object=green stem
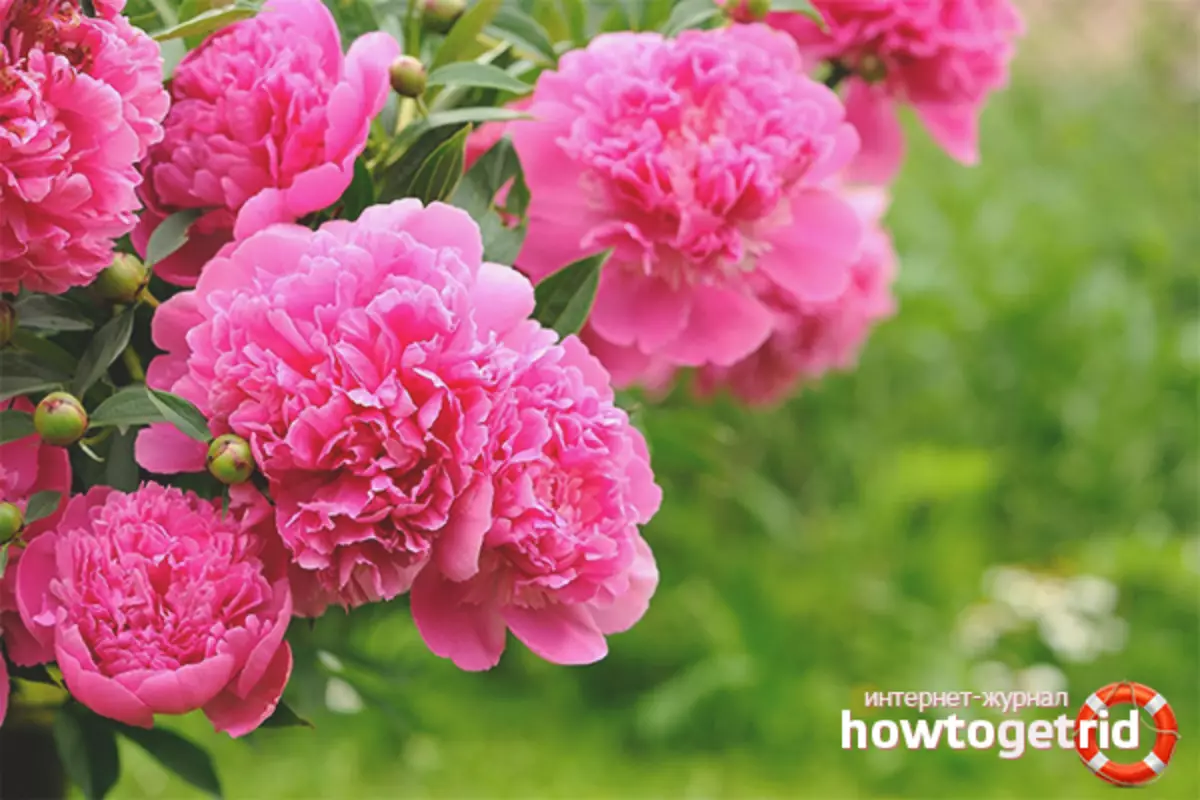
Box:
[122,346,146,382]
[404,0,421,57]
[140,289,162,309]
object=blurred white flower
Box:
[326,677,364,714]
[1017,664,1068,696]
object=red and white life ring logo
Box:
[1076,682,1180,786]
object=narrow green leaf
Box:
[452,135,523,218]
[12,294,94,332]
[432,0,504,70]
[0,352,67,401]
[409,125,471,204]
[559,0,587,45]
[0,379,62,403]
[641,0,676,31]
[72,308,136,397]
[771,0,824,26]
[0,409,35,445]
[377,124,467,202]
[145,208,204,267]
[0,544,8,581]
[54,704,120,800]
[337,158,376,222]
[148,389,212,443]
[88,385,163,431]
[114,725,223,799]
[426,62,532,95]
[258,701,315,729]
[532,249,611,337]
[661,0,722,36]
[398,106,531,153]
[152,0,260,42]
[104,430,141,492]
[481,214,528,264]
[11,329,79,376]
[24,491,63,526]
[485,7,558,64]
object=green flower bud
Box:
[33,392,89,447]
[422,0,465,34]
[389,55,428,99]
[0,300,14,349]
[93,254,150,304]
[0,502,23,545]
[207,433,255,485]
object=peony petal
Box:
[204,644,293,738]
[56,625,155,728]
[502,602,608,666]
[116,655,237,714]
[660,285,773,367]
[14,533,59,652]
[470,263,535,338]
[434,477,494,583]
[843,80,906,185]
[135,424,208,474]
[759,190,862,302]
[914,101,981,166]
[411,568,507,671]
[588,536,658,634]
[589,269,690,351]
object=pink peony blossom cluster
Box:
[696,187,898,404]
[0,398,71,727]
[133,0,399,286]
[768,0,1024,182]
[135,201,661,669]
[0,0,167,294]
[16,484,293,736]
[507,25,864,388]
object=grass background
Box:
[110,1,1199,797]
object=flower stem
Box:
[122,346,146,382]
[139,289,161,309]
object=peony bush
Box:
[0,0,1019,794]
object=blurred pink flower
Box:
[133,0,399,286]
[16,484,292,736]
[509,26,862,383]
[768,0,1023,182]
[696,186,898,404]
[136,201,538,615]
[0,398,71,726]
[412,324,660,670]
[0,0,167,294]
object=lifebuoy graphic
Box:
[1076,682,1179,786]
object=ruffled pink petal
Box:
[502,602,608,666]
[115,655,237,714]
[470,263,536,338]
[411,569,507,671]
[661,285,773,367]
[759,190,862,302]
[589,269,690,351]
[433,477,494,583]
[914,101,981,165]
[588,536,658,634]
[56,625,155,728]
[843,80,906,185]
[14,533,59,652]
[203,643,293,738]
[135,424,208,474]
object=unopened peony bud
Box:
[389,55,428,98]
[726,0,770,23]
[207,433,255,485]
[0,300,14,348]
[422,0,465,33]
[93,254,150,304]
[0,502,22,544]
[33,392,88,447]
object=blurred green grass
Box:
[113,7,1199,799]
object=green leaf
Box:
[148,389,212,443]
[12,294,94,332]
[452,136,523,218]
[481,214,527,264]
[771,0,823,26]
[54,703,120,800]
[0,351,67,401]
[432,0,504,70]
[661,0,722,36]
[337,158,376,222]
[485,7,558,64]
[0,409,35,445]
[24,490,62,526]
[559,0,587,45]
[72,308,136,397]
[399,106,531,152]
[152,0,260,42]
[641,0,676,31]
[11,329,79,376]
[426,62,532,95]
[408,125,472,205]
[532,249,611,337]
[145,208,204,267]
[104,429,141,492]
[88,385,163,431]
[114,725,223,799]
[0,544,8,580]
[6,662,60,686]
[258,701,315,729]
[378,124,468,202]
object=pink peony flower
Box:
[696,186,898,404]
[136,201,539,616]
[133,0,400,286]
[768,0,1023,182]
[412,324,661,670]
[0,0,168,294]
[508,25,863,385]
[0,398,71,726]
[16,483,292,736]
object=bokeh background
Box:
[113,0,1199,797]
